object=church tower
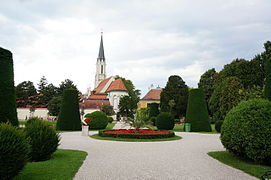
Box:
[95,32,106,88]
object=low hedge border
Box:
[98,129,175,139]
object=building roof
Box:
[142,89,162,101]
[93,77,111,93]
[81,100,110,109]
[106,79,128,92]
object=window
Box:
[101,65,103,74]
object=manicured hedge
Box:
[0,47,18,126]
[264,57,271,100]
[185,88,211,132]
[57,89,81,131]
[25,119,60,161]
[0,123,30,179]
[149,103,159,117]
[221,99,271,164]
[156,112,174,130]
[99,129,175,139]
[85,111,108,129]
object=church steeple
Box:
[95,32,106,88]
[97,32,105,61]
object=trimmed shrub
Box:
[25,120,60,161]
[25,116,41,127]
[99,130,175,139]
[85,111,108,129]
[264,57,271,100]
[186,89,211,132]
[0,123,30,179]
[0,47,18,126]
[149,103,159,117]
[149,116,157,126]
[107,116,114,123]
[221,99,271,163]
[215,120,223,132]
[156,112,174,130]
[57,89,81,131]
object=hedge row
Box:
[98,130,175,139]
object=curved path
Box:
[59,131,257,180]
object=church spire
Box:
[97,32,105,61]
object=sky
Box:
[1,0,271,97]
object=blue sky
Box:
[1,0,271,97]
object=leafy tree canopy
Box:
[58,79,78,95]
[198,68,217,103]
[101,105,115,116]
[160,75,189,118]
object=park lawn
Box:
[90,134,181,142]
[14,149,87,180]
[208,151,271,179]
[173,123,218,133]
[19,121,57,126]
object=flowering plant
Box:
[82,117,92,126]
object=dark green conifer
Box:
[186,88,211,132]
[0,47,18,126]
[57,89,81,130]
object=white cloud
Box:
[0,0,271,97]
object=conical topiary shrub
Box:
[0,47,18,126]
[57,89,81,130]
[185,88,211,132]
[264,57,271,100]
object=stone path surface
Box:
[59,128,257,180]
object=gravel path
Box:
[59,131,257,180]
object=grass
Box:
[14,149,87,180]
[90,134,182,142]
[173,123,219,134]
[88,122,116,131]
[208,151,271,179]
[19,121,57,126]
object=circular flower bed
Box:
[99,129,175,139]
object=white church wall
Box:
[108,91,128,112]
[17,108,49,121]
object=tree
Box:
[264,56,271,100]
[116,76,140,118]
[57,89,81,130]
[160,75,189,118]
[37,76,48,92]
[58,79,78,95]
[47,96,62,116]
[185,89,211,132]
[16,81,37,107]
[148,103,159,117]
[0,47,18,126]
[209,77,244,120]
[198,68,217,104]
[37,83,58,107]
[136,108,149,122]
[118,96,135,118]
[101,105,115,116]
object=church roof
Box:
[97,33,105,61]
[81,100,110,109]
[106,79,128,92]
[142,89,162,101]
[93,77,111,93]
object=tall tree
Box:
[0,47,18,126]
[264,56,271,100]
[58,79,78,95]
[209,77,244,120]
[116,76,140,118]
[37,76,48,92]
[198,68,217,104]
[16,81,37,107]
[160,75,189,118]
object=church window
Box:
[101,65,103,74]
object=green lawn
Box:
[19,121,57,126]
[14,149,87,180]
[173,123,218,133]
[208,151,271,179]
[90,134,182,142]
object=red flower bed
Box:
[104,130,170,134]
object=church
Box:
[81,33,128,114]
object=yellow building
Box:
[138,88,162,109]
